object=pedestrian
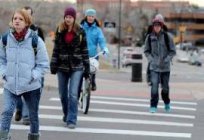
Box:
[50,6,90,129]
[0,9,49,140]
[14,6,46,126]
[144,14,176,113]
[189,48,202,66]
[145,19,169,86]
[80,8,109,91]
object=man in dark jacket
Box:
[144,14,176,113]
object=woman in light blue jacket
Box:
[0,9,49,140]
[81,8,109,91]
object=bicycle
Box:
[79,51,103,114]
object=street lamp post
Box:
[179,24,186,50]
[118,0,121,69]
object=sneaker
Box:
[149,107,157,113]
[62,116,66,123]
[22,117,30,125]
[67,124,76,129]
[164,104,171,112]
[14,110,22,121]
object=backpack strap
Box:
[2,32,9,48]
[30,31,38,56]
[147,34,152,53]
[164,32,170,51]
[1,30,38,56]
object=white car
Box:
[121,47,139,67]
[176,50,190,63]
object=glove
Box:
[102,48,109,58]
[50,64,58,75]
[103,47,109,55]
[84,73,90,79]
[50,68,57,75]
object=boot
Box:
[14,110,22,121]
[0,130,11,140]
[22,117,30,125]
[28,133,39,140]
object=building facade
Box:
[165,12,204,45]
[76,0,204,45]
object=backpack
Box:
[146,24,170,52]
[30,24,45,41]
[2,30,38,56]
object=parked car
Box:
[121,47,138,67]
[176,42,195,51]
[176,49,190,63]
[188,49,202,66]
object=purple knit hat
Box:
[64,7,76,19]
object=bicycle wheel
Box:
[82,78,91,114]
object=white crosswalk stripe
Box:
[11,124,191,138]
[50,97,197,111]
[0,91,197,139]
[90,96,198,106]
[46,95,196,138]
[39,105,195,119]
[38,114,193,127]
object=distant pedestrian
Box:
[144,14,176,113]
[14,6,46,126]
[80,8,109,91]
[0,9,49,140]
[189,48,202,66]
[50,6,90,129]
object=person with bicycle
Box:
[80,8,109,91]
[50,6,90,129]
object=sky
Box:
[65,0,204,7]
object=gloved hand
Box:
[102,47,109,58]
[103,47,109,55]
[50,68,57,75]
[84,73,90,80]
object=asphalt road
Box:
[0,88,201,140]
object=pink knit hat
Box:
[152,14,164,25]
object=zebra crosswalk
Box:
[0,89,197,139]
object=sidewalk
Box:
[43,70,204,102]
[0,70,203,101]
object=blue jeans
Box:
[150,71,170,107]
[57,70,83,125]
[0,88,41,133]
[16,77,44,119]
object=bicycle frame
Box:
[79,51,104,114]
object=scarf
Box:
[13,28,28,42]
